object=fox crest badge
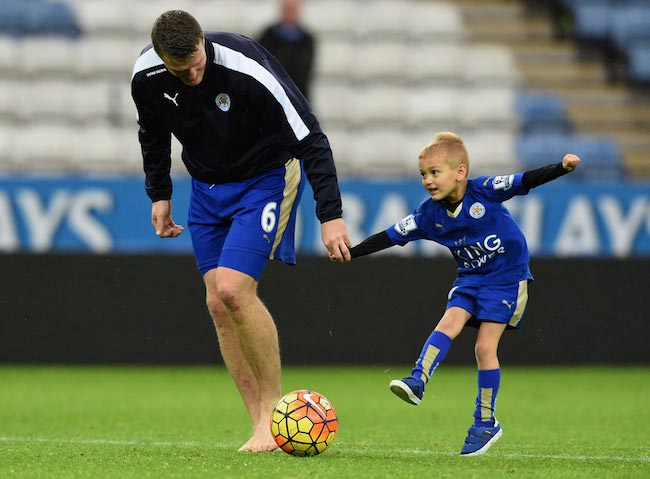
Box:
[215,93,231,112]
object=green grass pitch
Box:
[1,365,648,478]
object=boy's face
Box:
[162,40,207,86]
[419,150,466,202]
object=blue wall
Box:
[1,175,649,256]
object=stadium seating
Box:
[1,0,643,180]
[608,7,650,84]
[0,0,522,179]
[515,92,573,134]
[463,45,520,87]
[549,0,650,85]
[516,133,624,180]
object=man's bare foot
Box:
[237,436,278,452]
[238,425,278,452]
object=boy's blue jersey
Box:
[386,173,533,286]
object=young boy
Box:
[349,132,580,456]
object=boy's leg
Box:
[390,307,471,405]
[460,321,507,456]
[410,330,452,383]
[473,321,507,426]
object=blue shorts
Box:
[187,158,305,280]
[446,280,530,330]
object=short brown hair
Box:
[151,10,204,59]
[419,132,469,170]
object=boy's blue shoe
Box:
[389,376,424,405]
[460,419,502,456]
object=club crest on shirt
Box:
[215,93,231,111]
[469,202,486,219]
[394,214,418,236]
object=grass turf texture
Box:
[0,365,648,479]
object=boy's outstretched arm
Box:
[349,231,395,259]
[522,153,581,190]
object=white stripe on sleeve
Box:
[131,48,164,80]
[212,42,310,141]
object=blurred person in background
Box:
[257,0,315,102]
[348,132,581,456]
[131,10,350,452]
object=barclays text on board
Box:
[0,176,649,256]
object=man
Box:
[131,10,350,452]
[257,0,315,101]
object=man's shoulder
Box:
[205,31,261,55]
[131,45,165,83]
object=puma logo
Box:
[164,92,179,107]
[502,300,514,310]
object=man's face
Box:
[162,40,207,86]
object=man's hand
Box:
[321,218,351,263]
[562,154,581,172]
[152,199,184,238]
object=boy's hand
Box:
[562,154,581,172]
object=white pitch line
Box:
[0,436,228,449]
[0,436,647,464]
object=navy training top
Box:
[131,31,342,223]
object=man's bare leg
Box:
[205,278,261,428]
[205,267,282,451]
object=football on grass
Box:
[270,389,338,456]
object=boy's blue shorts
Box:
[446,280,530,330]
[187,158,305,281]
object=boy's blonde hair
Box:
[418,132,470,171]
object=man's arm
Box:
[131,78,173,202]
[132,75,180,237]
[293,130,343,223]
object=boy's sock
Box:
[411,331,452,384]
[473,368,500,427]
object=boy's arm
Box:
[522,153,581,190]
[350,231,395,259]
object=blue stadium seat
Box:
[23,2,80,37]
[0,0,80,37]
[516,133,571,169]
[561,0,612,42]
[620,0,650,6]
[0,1,26,36]
[608,6,650,84]
[626,40,650,85]
[517,133,625,180]
[515,92,573,134]
[610,8,650,51]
